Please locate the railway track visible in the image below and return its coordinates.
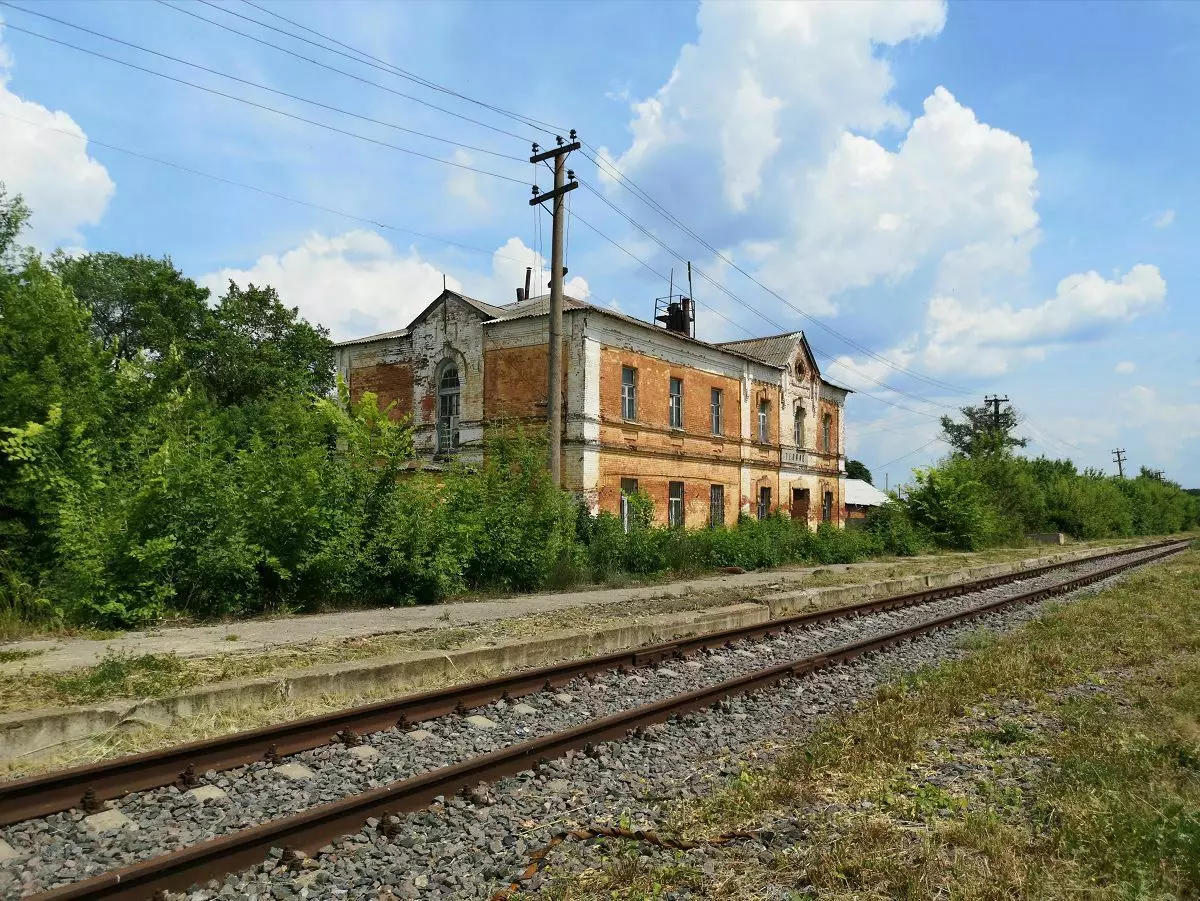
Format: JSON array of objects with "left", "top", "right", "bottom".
[{"left": 1, "top": 538, "right": 1189, "bottom": 900}]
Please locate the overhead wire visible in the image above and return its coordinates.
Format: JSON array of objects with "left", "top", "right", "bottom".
[
  {"left": 0, "top": 109, "right": 533, "bottom": 267},
  {"left": 579, "top": 146, "right": 975, "bottom": 396},
  {"left": 871, "top": 437, "right": 945, "bottom": 474},
  {"left": 0, "top": 2, "right": 524, "bottom": 163},
  {"left": 233, "top": 0, "right": 566, "bottom": 136},
  {"left": 153, "top": 0, "right": 978, "bottom": 400},
  {"left": 574, "top": 178, "right": 953, "bottom": 416},
  {"left": 0, "top": 21, "right": 528, "bottom": 184},
  {"left": 151, "top": 0, "right": 535, "bottom": 143}
]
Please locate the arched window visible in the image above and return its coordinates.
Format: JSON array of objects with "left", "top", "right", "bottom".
[
  {"left": 794, "top": 405, "right": 805, "bottom": 447},
  {"left": 822, "top": 413, "right": 833, "bottom": 454},
  {"left": 437, "top": 363, "right": 460, "bottom": 453}
]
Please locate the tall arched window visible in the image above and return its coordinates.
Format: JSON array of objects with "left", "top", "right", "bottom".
[
  {"left": 822, "top": 413, "right": 833, "bottom": 454},
  {"left": 794, "top": 405, "right": 805, "bottom": 447},
  {"left": 437, "top": 363, "right": 460, "bottom": 453}
]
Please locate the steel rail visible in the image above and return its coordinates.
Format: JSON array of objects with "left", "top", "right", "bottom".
[
  {"left": 0, "top": 539, "right": 1187, "bottom": 827},
  {"left": 24, "top": 539, "right": 1189, "bottom": 901}
]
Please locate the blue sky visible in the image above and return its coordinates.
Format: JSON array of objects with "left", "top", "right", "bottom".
[{"left": 1, "top": 0, "right": 1196, "bottom": 488}]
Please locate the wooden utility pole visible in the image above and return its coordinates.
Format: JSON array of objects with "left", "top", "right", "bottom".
[
  {"left": 530, "top": 131, "right": 579, "bottom": 488},
  {"left": 1112, "top": 448, "right": 1126, "bottom": 479},
  {"left": 984, "top": 394, "right": 1009, "bottom": 430}
]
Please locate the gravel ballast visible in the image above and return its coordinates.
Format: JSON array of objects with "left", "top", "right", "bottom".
[{"left": 0, "top": 545, "right": 1180, "bottom": 899}]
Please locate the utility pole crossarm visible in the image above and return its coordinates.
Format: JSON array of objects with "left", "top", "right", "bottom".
[
  {"left": 529, "top": 180, "right": 578, "bottom": 206},
  {"left": 529, "top": 140, "right": 580, "bottom": 164}
]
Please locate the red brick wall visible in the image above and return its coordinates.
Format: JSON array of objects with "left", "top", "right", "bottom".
[{"left": 349, "top": 362, "right": 413, "bottom": 421}]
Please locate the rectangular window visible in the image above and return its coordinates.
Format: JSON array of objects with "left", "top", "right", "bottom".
[
  {"left": 709, "top": 484, "right": 725, "bottom": 528},
  {"left": 822, "top": 490, "right": 833, "bottom": 523},
  {"left": 793, "top": 406, "right": 804, "bottom": 447},
  {"left": 758, "top": 400, "right": 769, "bottom": 444},
  {"left": 757, "top": 486, "right": 771, "bottom": 521},
  {"left": 823, "top": 413, "right": 833, "bottom": 453},
  {"left": 620, "top": 478, "right": 639, "bottom": 533},
  {"left": 621, "top": 367, "right": 637, "bottom": 421},
  {"left": 710, "top": 388, "right": 723, "bottom": 436},
  {"left": 669, "top": 377, "right": 683, "bottom": 429},
  {"left": 668, "top": 481, "right": 684, "bottom": 528}
]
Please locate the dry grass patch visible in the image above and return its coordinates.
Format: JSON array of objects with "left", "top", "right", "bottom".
[{"left": 538, "top": 544, "right": 1200, "bottom": 900}]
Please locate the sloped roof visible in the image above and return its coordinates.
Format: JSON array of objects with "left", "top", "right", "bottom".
[
  {"left": 334, "top": 327, "right": 408, "bottom": 348},
  {"left": 716, "top": 332, "right": 803, "bottom": 368},
  {"left": 844, "top": 478, "right": 890, "bottom": 507}
]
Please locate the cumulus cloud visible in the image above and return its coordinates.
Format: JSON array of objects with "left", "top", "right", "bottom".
[
  {"left": 1115, "top": 361, "right": 1136, "bottom": 374},
  {"left": 201, "top": 231, "right": 460, "bottom": 341},
  {"left": 0, "top": 26, "right": 114, "bottom": 248},
  {"left": 201, "top": 231, "right": 591, "bottom": 342}
]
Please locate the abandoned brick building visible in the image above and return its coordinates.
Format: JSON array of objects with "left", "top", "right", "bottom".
[{"left": 334, "top": 288, "right": 851, "bottom": 528}]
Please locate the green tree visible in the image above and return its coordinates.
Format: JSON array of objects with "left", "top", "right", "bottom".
[
  {"left": 198, "top": 282, "right": 334, "bottom": 405},
  {"left": 845, "top": 459, "right": 873, "bottom": 484},
  {"left": 940, "top": 402, "right": 1028, "bottom": 457},
  {"left": 51, "top": 252, "right": 211, "bottom": 362}
]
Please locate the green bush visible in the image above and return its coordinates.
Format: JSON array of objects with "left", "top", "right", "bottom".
[{"left": 865, "top": 501, "right": 927, "bottom": 556}]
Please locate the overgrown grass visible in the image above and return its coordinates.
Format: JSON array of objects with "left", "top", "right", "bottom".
[{"left": 541, "top": 544, "right": 1200, "bottom": 900}]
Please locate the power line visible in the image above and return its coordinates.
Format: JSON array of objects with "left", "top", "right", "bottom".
[
  {"left": 575, "top": 178, "right": 956, "bottom": 415},
  {"left": 152, "top": 0, "right": 534, "bottom": 143},
  {"left": 580, "top": 146, "right": 976, "bottom": 397},
  {"left": 565, "top": 208, "right": 946, "bottom": 421},
  {"left": 871, "top": 437, "right": 944, "bottom": 474},
  {"left": 0, "top": 20, "right": 527, "bottom": 184},
  {"left": 0, "top": 2, "right": 524, "bottom": 163},
  {"left": 234, "top": 0, "right": 566, "bottom": 136},
  {"left": 170, "top": 0, "right": 975, "bottom": 398},
  {"left": 0, "top": 109, "right": 531, "bottom": 267}
]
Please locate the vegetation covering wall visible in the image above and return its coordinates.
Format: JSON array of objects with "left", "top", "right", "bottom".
[{"left": 1, "top": 187, "right": 1196, "bottom": 632}]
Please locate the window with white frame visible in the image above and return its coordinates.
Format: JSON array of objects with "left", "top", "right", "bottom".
[
  {"left": 621, "top": 367, "right": 637, "bottom": 421},
  {"left": 669, "top": 378, "right": 683, "bottom": 429},
  {"left": 794, "top": 405, "right": 805, "bottom": 447},
  {"left": 758, "top": 400, "right": 769, "bottom": 444},
  {"left": 710, "top": 388, "right": 723, "bottom": 436},
  {"left": 668, "top": 481, "right": 684, "bottom": 527}
]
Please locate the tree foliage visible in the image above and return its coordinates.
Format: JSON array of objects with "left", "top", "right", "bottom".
[
  {"left": 940, "top": 402, "right": 1028, "bottom": 457},
  {"left": 845, "top": 459, "right": 873, "bottom": 484}
]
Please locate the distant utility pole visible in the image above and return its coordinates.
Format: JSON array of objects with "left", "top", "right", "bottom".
[
  {"left": 529, "top": 131, "right": 579, "bottom": 489},
  {"left": 984, "top": 394, "right": 1009, "bottom": 430},
  {"left": 1149, "top": 468, "right": 1165, "bottom": 481},
  {"left": 1112, "top": 448, "right": 1127, "bottom": 479}
]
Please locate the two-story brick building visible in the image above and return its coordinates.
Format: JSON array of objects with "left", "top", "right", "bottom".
[{"left": 334, "top": 288, "right": 851, "bottom": 528}]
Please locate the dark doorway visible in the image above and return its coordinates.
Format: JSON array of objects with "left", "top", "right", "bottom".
[{"left": 791, "top": 488, "right": 810, "bottom": 521}]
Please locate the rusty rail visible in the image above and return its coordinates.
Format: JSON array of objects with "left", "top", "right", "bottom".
[
  {"left": 0, "top": 539, "right": 1188, "bottom": 828},
  {"left": 24, "top": 538, "right": 1189, "bottom": 901}
]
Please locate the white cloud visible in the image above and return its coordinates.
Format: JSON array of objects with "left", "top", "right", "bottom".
[
  {"left": 1118, "top": 385, "right": 1200, "bottom": 467},
  {"left": 919, "top": 264, "right": 1165, "bottom": 375},
  {"left": 0, "top": 27, "right": 114, "bottom": 248},
  {"left": 1152, "top": 209, "right": 1175, "bottom": 228},
  {"left": 200, "top": 231, "right": 591, "bottom": 342},
  {"left": 1114, "top": 360, "right": 1136, "bottom": 374},
  {"left": 202, "top": 231, "right": 461, "bottom": 341}
]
